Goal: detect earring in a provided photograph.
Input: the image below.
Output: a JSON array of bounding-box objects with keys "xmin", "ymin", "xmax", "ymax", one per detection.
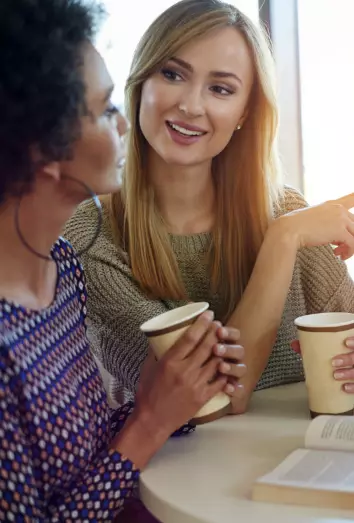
[
  {"xmin": 236, "ymin": 124, "xmax": 242, "ymax": 130},
  {"xmin": 14, "ymin": 174, "xmax": 102, "ymax": 261}
]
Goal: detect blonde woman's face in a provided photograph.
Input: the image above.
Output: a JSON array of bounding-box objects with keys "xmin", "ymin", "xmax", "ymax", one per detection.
[{"xmin": 139, "ymin": 27, "xmax": 254, "ymax": 168}]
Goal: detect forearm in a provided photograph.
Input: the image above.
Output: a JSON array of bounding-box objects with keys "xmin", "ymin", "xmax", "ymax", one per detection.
[{"xmin": 227, "ymin": 224, "xmax": 298, "ymax": 395}]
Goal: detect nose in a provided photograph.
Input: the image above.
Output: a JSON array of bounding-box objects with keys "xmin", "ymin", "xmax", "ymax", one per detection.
[
  {"xmin": 178, "ymin": 85, "xmax": 205, "ymax": 118},
  {"xmin": 116, "ymin": 110, "xmax": 129, "ymax": 137}
]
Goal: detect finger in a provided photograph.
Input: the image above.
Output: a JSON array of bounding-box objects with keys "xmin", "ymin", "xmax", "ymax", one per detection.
[
  {"xmin": 204, "ymin": 375, "xmax": 228, "ymax": 401},
  {"xmin": 216, "ymin": 326, "xmax": 241, "ymax": 344},
  {"xmin": 332, "ymin": 351, "xmax": 354, "ymax": 368},
  {"xmin": 198, "ymin": 356, "xmax": 222, "ymax": 383},
  {"xmin": 345, "ymin": 337, "xmax": 354, "ymax": 349},
  {"xmin": 335, "ymin": 193, "xmax": 354, "ymax": 211},
  {"xmin": 218, "ymin": 361, "xmax": 247, "ymax": 379},
  {"xmin": 344, "ymin": 225, "xmax": 354, "ymax": 248},
  {"xmin": 214, "ymin": 343, "xmax": 244, "ymax": 361},
  {"xmin": 189, "ymin": 322, "xmax": 220, "ymax": 368},
  {"xmin": 335, "ymin": 233, "xmax": 354, "ymax": 260},
  {"xmin": 334, "ymin": 368, "xmax": 354, "ymax": 381},
  {"xmin": 335, "ymin": 229, "xmax": 354, "ymax": 260},
  {"xmin": 342, "ymin": 383, "xmax": 354, "ymax": 393},
  {"xmin": 170, "ymin": 310, "xmax": 214, "ymax": 360},
  {"xmin": 291, "ymin": 340, "xmax": 301, "ymax": 354},
  {"xmin": 333, "ymin": 244, "xmax": 348, "ymax": 258},
  {"xmin": 224, "ymin": 380, "xmax": 245, "ymax": 398}
]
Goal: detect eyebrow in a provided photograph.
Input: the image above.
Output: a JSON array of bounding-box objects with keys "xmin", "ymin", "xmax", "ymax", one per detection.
[
  {"xmin": 169, "ymin": 57, "xmax": 243, "ymax": 85},
  {"xmin": 102, "ymin": 85, "xmax": 114, "ymax": 103}
]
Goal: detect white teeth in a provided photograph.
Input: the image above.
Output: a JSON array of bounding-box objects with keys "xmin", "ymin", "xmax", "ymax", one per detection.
[{"xmin": 169, "ymin": 122, "xmax": 204, "ymax": 136}]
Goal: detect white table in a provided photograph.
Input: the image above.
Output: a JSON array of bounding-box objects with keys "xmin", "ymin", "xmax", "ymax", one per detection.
[{"xmin": 140, "ymin": 383, "xmax": 354, "ymax": 523}]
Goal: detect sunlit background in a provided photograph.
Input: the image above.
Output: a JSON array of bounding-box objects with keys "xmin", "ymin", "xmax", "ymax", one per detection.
[
  {"xmin": 97, "ymin": 0, "xmax": 354, "ymax": 277},
  {"xmin": 96, "ymin": 0, "xmax": 259, "ymax": 108}
]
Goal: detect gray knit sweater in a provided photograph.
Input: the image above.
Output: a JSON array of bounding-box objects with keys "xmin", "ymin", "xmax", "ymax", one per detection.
[{"xmin": 64, "ymin": 187, "xmax": 354, "ymax": 403}]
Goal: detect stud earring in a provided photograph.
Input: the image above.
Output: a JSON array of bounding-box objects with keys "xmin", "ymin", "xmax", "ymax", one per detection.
[{"xmin": 236, "ymin": 124, "xmax": 242, "ymax": 130}]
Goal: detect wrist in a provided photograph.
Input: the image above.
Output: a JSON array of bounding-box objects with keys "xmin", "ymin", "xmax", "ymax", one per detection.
[
  {"xmin": 111, "ymin": 406, "xmax": 170, "ymax": 470},
  {"xmin": 267, "ymin": 216, "xmax": 301, "ymax": 251},
  {"xmin": 131, "ymin": 404, "xmax": 172, "ymax": 446}
]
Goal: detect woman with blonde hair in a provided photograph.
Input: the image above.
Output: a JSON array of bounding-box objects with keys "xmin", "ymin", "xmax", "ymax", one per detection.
[{"xmin": 66, "ymin": 0, "xmax": 354, "ymax": 413}]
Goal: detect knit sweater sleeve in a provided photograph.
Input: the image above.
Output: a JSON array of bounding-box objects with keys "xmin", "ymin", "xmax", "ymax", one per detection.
[
  {"xmin": 64, "ymin": 201, "xmax": 169, "ymax": 393},
  {"xmin": 278, "ymin": 186, "xmax": 354, "ymax": 314}
]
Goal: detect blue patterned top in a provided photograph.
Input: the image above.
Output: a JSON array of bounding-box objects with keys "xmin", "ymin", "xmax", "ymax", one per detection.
[{"xmin": 0, "ymin": 238, "xmax": 193, "ymax": 522}]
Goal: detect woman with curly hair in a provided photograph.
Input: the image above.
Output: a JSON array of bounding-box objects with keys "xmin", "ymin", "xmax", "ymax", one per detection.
[{"xmin": 0, "ymin": 0, "xmax": 243, "ymax": 521}]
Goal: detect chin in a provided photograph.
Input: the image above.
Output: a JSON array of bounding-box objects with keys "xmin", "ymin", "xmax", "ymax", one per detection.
[
  {"xmin": 95, "ymin": 169, "xmax": 122, "ymax": 196},
  {"xmin": 161, "ymin": 153, "xmax": 206, "ymax": 167}
]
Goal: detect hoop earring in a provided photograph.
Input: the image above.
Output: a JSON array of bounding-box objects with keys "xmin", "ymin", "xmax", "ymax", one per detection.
[{"xmin": 14, "ymin": 174, "xmax": 102, "ymax": 261}]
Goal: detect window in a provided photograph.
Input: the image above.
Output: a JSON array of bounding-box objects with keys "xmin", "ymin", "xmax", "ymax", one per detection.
[
  {"xmin": 298, "ymin": 0, "xmax": 354, "ymax": 205},
  {"xmin": 97, "ymin": 0, "xmax": 260, "ymax": 107},
  {"xmin": 297, "ymin": 0, "xmax": 354, "ymax": 274}
]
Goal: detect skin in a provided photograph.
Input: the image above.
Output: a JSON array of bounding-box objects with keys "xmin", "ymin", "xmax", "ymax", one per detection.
[
  {"xmin": 0, "ymin": 42, "xmax": 245, "ymax": 469},
  {"xmin": 140, "ymin": 27, "xmax": 252, "ymax": 236},
  {"xmin": 137, "ymin": 26, "xmax": 354, "ymax": 413}
]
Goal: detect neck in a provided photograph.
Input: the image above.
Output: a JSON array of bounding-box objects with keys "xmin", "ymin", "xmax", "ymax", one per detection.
[
  {"xmin": 0, "ymin": 188, "xmax": 76, "ymax": 309},
  {"xmin": 149, "ymin": 154, "xmax": 215, "ymax": 235}
]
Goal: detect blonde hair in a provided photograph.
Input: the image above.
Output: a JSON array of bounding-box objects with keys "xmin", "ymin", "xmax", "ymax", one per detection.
[{"xmin": 111, "ymin": 0, "xmax": 283, "ymax": 321}]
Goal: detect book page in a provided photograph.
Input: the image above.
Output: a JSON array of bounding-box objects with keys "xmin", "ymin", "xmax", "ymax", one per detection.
[
  {"xmin": 256, "ymin": 449, "xmax": 354, "ymax": 491},
  {"xmin": 305, "ymin": 415, "xmax": 354, "ymax": 452}
]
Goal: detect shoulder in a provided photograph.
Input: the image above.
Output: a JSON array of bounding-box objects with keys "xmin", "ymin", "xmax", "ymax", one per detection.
[
  {"xmin": 64, "ymin": 198, "xmax": 133, "ymax": 300},
  {"xmin": 53, "ymin": 236, "xmax": 79, "ymax": 264},
  {"xmin": 64, "ymin": 198, "xmax": 104, "ymax": 252},
  {"xmin": 274, "ymin": 185, "xmax": 308, "ymax": 218},
  {"xmin": 53, "ymin": 237, "xmax": 84, "ymax": 281}
]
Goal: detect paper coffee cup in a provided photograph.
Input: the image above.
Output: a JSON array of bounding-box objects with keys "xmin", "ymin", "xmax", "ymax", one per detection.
[
  {"xmin": 295, "ymin": 312, "xmax": 354, "ymax": 418},
  {"xmin": 140, "ymin": 302, "xmax": 231, "ymax": 425}
]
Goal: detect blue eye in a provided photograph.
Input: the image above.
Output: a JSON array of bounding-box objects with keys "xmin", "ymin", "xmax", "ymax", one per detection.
[{"xmin": 161, "ymin": 68, "xmax": 183, "ymax": 82}]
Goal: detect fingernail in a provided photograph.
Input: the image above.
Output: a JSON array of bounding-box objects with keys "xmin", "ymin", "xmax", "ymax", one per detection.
[
  {"xmin": 225, "ymin": 383, "xmax": 235, "ymax": 394},
  {"xmin": 334, "ymin": 371, "xmax": 345, "ymax": 379},
  {"xmin": 344, "ymin": 384, "xmax": 354, "ymax": 392},
  {"xmin": 221, "ymin": 362, "xmax": 231, "ymax": 372},
  {"xmin": 216, "ymin": 344, "xmax": 226, "ymax": 355},
  {"xmin": 219, "ymin": 327, "xmax": 228, "ymax": 338},
  {"xmin": 346, "ymin": 339, "xmax": 354, "ymax": 348},
  {"xmin": 204, "ymin": 310, "xmax": 214, "ymax": 321},
  {"xmin": 332, "ymin": 358, "xmax": 344, "ymax": 367},
  {"xmin": 235, "ymin": 383, "xmax": 245, "ymax": 396},
  {"xmin": 236, "ymin": 363, "xmax": 247, "ymax": 371}
]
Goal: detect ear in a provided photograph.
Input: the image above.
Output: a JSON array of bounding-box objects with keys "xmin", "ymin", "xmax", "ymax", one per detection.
[
  {"xmin": 236, "ymin": 108, "xmax": 249, "ymax": 130},
  {"xmin": 40, "ymin": 162, "xmax": 61, "ymax": 182}
]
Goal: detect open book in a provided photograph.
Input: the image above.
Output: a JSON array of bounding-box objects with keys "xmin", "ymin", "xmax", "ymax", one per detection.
[{"xmin": 252, "ymin": 415, "xmax": 354, "ymax": 510}]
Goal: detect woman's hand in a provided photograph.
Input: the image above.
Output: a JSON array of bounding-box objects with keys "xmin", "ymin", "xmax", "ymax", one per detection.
[
  {"xmin": 272, "ymin": 193, "xmax": 354, "ymax": 259},
  {"xmin": 136, "ymin": 311, "xmax": 228, "ymax": 437},
  {"xmin": 213, "ymin": 325, "xmax": 246, "ymax": 399},
  {"xmin": 292, "ymin": 338, "xmax": 354, "ymax": 393}
]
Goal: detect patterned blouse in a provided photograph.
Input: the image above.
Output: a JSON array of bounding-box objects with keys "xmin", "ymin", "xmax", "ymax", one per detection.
[{"xmin": 0, "ymin": 239, "xmax": 192, "ymax": 522}]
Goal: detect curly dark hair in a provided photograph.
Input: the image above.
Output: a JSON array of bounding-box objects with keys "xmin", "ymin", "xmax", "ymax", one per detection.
[{"xmin": 0, "ymin": 0, "xmax": 105, "ymax": 204}]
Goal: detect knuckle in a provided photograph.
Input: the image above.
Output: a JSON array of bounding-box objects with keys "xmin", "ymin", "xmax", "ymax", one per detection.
[
  {"xmin": 183, "ymin": 329, "xmax": 199, "ymax": 346},
  {"xmin": 161, "ymin": 356, "xmax": 179, "ymax": 378}
]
